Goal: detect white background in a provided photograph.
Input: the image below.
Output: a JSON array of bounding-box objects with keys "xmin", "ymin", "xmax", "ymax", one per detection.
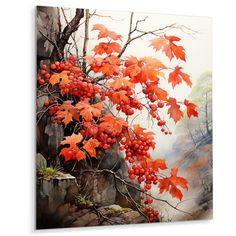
[{"xmin": 0, "ymin": 0, "xmax": 235, "ymax": 235}]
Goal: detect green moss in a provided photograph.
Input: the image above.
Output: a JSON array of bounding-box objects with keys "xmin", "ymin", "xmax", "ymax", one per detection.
[
  {"xmin": 37, "ymin": 166, "xmax": 60, "ymax": 179},
  {"xmin": 74, "ymin": 194, "xmax": 92, "ymax": 208},
  {"xmin": 103, "ymin": 206, "xmax": 131, "ymax": 217}
]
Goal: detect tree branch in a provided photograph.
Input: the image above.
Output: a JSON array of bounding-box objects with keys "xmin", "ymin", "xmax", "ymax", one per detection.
[
  {"xmin": 82, "ymin": 9, "xmax": 90, "ymax": 73},
  {"xmin": 51, "ymin": 8, "xmax": 84, "ymax": 61},
  {"xmin": 83, "ymin": 168, "xmax": 193, "ymax": 217}
]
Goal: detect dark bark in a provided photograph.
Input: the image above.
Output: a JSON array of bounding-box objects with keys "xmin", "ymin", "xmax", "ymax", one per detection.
[
  {"xmin": 51, "ymin": 9, "xmax": 84, "ymax": 61},
  {"xmin": 82, "ymin": 9, "xmax": 89, "ymax": 73}
]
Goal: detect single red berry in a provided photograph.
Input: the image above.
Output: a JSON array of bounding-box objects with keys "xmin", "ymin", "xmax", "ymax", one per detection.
[
  {"xmin": 44, "ymin": 101, "xmax": 50, "ymax": 107},
  {"xmin": 40, "ymin": 69, "xmax": 46, "ymax": 75},
  {"xmin": 50, "ymin": 64, "xmax": 56, "ymax": 70},
  {"xmin": 126, "ymin": 108, "xmax": 134, "ymax": 116},
  {"xmin": 129, "ymin": 174, "xmax": 135, "ymax": 180},
  {"xmin": 44, "ymin": 73, "xmax": 50, "ymax": 79},
  {"xmin": 40, "ymin": 64, "xmax": 47, "ymax": 70},
  {"xmin": 38, "ymin": 79, "xmax": 45, "ymax": 85},
  {"xmin": 153, "ymin": 211, "xmax": 159, "ymax": 216},
  {"xmin": 145, "ymin": 207, "xmax": 150, "ymax": 212},
  {"xmin": 149, "ymin": 104, "xmax": 157, "ymax": 111},
  {"xmin": 157, "ymin": 101, "xmax": 164, "ymax": 108}
]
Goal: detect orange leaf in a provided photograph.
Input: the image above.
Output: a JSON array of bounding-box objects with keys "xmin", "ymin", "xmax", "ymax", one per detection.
[
  {"xmin": 93, "ymin": 42, "xmax": 121, "ymax": 55},
  {"xmin": 184, "ymin": 99, "xmax": 198, "ymax": 118},
  {"xmin": 100, "ymin": 56, "xmax": 121, "ymax": 75},
  {"xmin": 141, "ymin": 57, "xmax": 166, "ymax": 69},
  {"xmin": 55, "ymin": 101, "xmax": 78, "ymax": 127},
  {"xmin": 150, "ymin": 34, "xmax": 186, "ymax": 61},
  {"xmin": 60, "ymin": 146, "xmax": 86, "ymax": 161},
  {"xmin": 99, "ymin": 114, "xmax": 127, "ymax": 135},
  {"xmin": 144, "ymin": 81, "xmax": 168, "ymax": 101},
  {"xmin": 92, "ymin": 24, "xmax": 122, "ymax": 40},
  {"xmin": 106, "ymin": 77, "xmax": 135, "ymax": 90},
  {"xmin": 133, "ymin": 124, "xmax": 155, "ymax": 143},
  {"xmin": 152, "ymin": 159, "xmax": 168, "ymax": 172},
  {"xmin": 61, "ymin": 133, "xmax": 83, "ymax": 147},
  {"xmin": 167, "ymin": 98, "xmax": 183, "ymax": 123},
  {"xmin": 76, "ymin": 101, "xmax": 104, "ymax": 121},
  {"xmin": 110, "ymin": 90, "xmax": 129, "ymax": 104},
  {"xmin": 86, "ymin": 55, "xmax": 121, "ymax": 76},
  {"xmin": 168, "ymin": 66, "xmax": 192, "ymax": 88},
  {"xmin": 123, "ymin": 56, "xmax": 165, "ymax": 83},
  {"xmin": 60, "ymin": 133, "xmax": 86, "ymax": 162},
  {"xmin": 49, "ymin": 70, "xmax": 70, "ymax": 86},
  {"xmin": 83, "ymin": 138, "xmax": 100, "ymax": 157},
  {"xmin": 159, "ymin": 167, "xmax": 188, "ymax": 200}
]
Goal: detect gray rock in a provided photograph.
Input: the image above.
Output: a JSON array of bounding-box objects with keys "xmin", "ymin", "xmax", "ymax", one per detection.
[
  {"xmin": 68, "ymin": 205, "xmax": 147, "ymax": 227},
  {"xmin": 36, "ymin": 153, "xmax": 47, "ymax": 169},
  {"xmin": 64, "ymin": 184, "xmax": 80, "ymax": 204},
  {"xmin": 37, "ymin": 173, "xmax": 77, "ymax": 214},
  {"xmin": 37, "ymin": 6, "xmax": 59, "ymax": 58},
  {"xmin": 71, "ymin": 212, "xmax": 97, "ymax": 227},
  {"xmin": 78, "ymin": 172, "xmax": 116, "ymax": 206}
]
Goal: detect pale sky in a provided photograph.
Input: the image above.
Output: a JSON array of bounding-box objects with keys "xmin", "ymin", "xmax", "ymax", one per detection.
[{"xmin": 63, "ymin": 8, "xmax": 212, "ymax": 157}]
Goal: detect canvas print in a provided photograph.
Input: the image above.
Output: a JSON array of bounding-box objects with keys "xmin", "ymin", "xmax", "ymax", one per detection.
[{"xmin": 36, "ymin": 6, "xmax": 212, "ymax": 229}]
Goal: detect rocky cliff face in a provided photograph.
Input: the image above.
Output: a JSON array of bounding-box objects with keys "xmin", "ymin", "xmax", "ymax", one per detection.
[
  {"xmin": 36, "ymin": 7, "xmax": 145, "ymax": 228},
  {"xmin": 36, "ymin": 153, "xmax": 145, "ymax": 229}
]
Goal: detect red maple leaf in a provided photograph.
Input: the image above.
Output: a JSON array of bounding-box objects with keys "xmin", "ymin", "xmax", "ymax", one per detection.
[
  {"xmin": 76, "ymin": 101, "xmax": 104, "ymax": 121},
  {"xmin": 109, "ymin": 90, "xmax": 130, "ymax": 104},
  {"xmin": 93, "ymin": 42, "xmax": 121, "ymax": 55},
  {"xmin": 99, "ymin": 114, "xmax": 127, "ymax": 135},
  {"xmin": 86, "ymin": 55, "xmax": 121, "ymax": 76},
  {"xmin": 141, "ymin": 158, "xmax": 167, "ymax": 172},
  {"xmin": 106, "ymin": 77, "xmax": 135, "ymax": 90},
  {"xmin": 133, "ymin": 124, "xmax": 155, "ymax": 140},
  {"xmin": 168, "ymin": 66, "xmax": 192, "ymax": 88},
  {"xmin": 83, "ymin": 138, "xmax": 100, "ymax": 157},
  {"xmin": 60, "ymin": 133, "xmax": 86, "ymax": 161},
  {"xmin": 55, "ymin": 101, "xmax": 78, "ymax": 127},
  {"xmin": 92, "ymin": 24, "xmax": 122, "ymax": 40},
  {"xmin": 184, "ymin": 99, "xmax": 198, "ymax": 118},
  {"xmin": 123, "ymin": 56, "xmax": 165, "ymax": 83},
  {"xmin": 150, "ymin": 34, "xmax": 186, "ymax": 61},
  {"xmin": 152, "ymin": 159, "xmax": 168, "ymax": 172},
  {"xmin": 167, "ymin": 98, "xmax": 183, "ymax": 123},
  {"xmin": 49, "ymin": 70, "xmax": 70, "ymax": 86},
  {"xmin": 144, "ymin": 81, "xmax": 168, "ymax": 101},
  {"xmin": 159, "ymin": 167, "xmax": 188, "ymax": 200}
]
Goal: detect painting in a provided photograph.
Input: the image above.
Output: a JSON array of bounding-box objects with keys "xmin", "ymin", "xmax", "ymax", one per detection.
[{"xmin": 36, "ymin": 6, "xmax": 212, "ymax": 229}]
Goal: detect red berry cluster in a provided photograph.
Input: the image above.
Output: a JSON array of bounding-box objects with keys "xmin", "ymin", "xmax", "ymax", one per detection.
[
  {"xmin": 127, "ymin": 165, "xmax": 159, "ymax": 222},
  {"xmin": 48, "ymin": 106, "xmax": 58, "ymax": 117},
  {"xmin": 143, "ymin": 85, "xmax": 158, "ymax": 103},
  {"xmin": 80, "ymin": 125, "xmax": 118, "ymax": 150},
  {"xmin": 60, "ymin": 76, "xmax": 101, "ymax": 101},
  {"xmin": 50, "ymin": 56, "xmax": 78, "ymax": 71},
  {"xmin": 96, "ymin": 130, "xmax": 117, "ymax": 149},
  {"xmin": 116, "ymin": 97, "xmax": 143, "ymax": 115},
  {"xmin": 107, "ymin": 87, "xmax": 143, "ymax": 116},
  {"xmin": 144, "ymin": 207, "xmax": 159, "ymax": 222},
  {"xmin": 43, "ymin": 98, "xmax": 60, "ymax": 123},
  {"xmin": 37, "ymin": 64, "xmax": 51, "ymax": 85},
  {"xmin": 37, "ymin": 55, "xmax": 81, "ymax": 86},
  {"xmin": 120, "ymin": 136, "xmax": 155, "ymax": 164},
  {"xmin": 128, "ymin": 165, "xmax": 158, "ymax": 189}
]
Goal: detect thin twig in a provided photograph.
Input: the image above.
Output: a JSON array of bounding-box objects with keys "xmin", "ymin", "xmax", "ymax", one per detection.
[{"xmin": 83, "ymin": 168, "xmax": 193, "ymax": 217}]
